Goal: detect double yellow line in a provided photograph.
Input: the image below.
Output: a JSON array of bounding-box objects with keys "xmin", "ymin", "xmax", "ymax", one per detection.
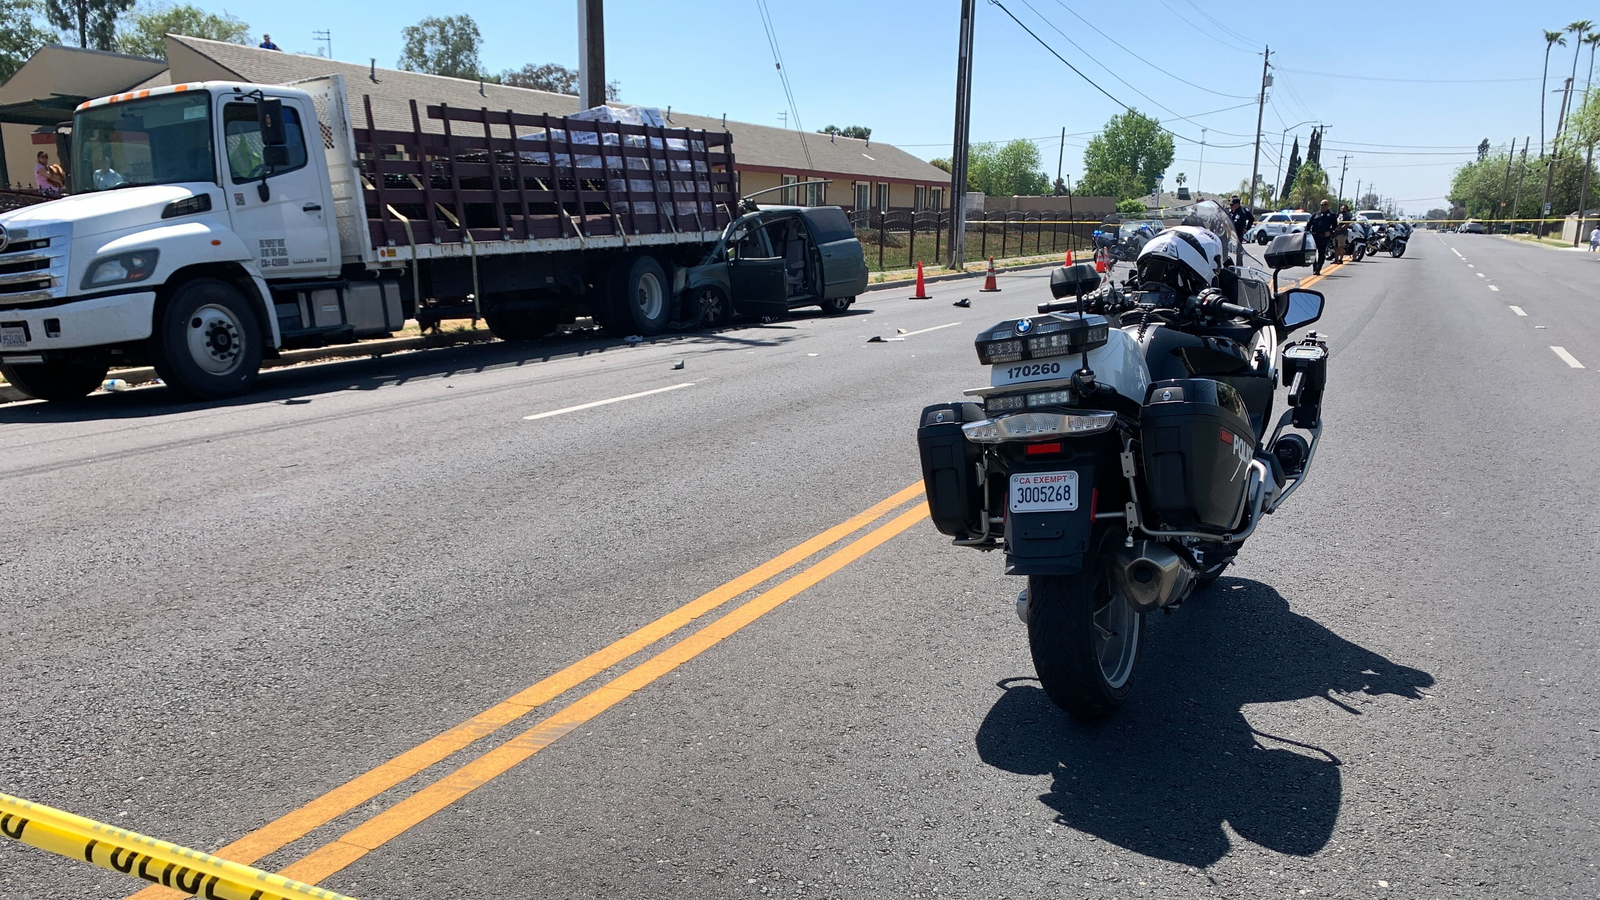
[{"xmin": 131, "ymin": 483, "xmax": 929, "ymax": 897}]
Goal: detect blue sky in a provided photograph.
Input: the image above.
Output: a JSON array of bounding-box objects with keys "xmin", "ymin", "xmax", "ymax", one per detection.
[{"xmin": 208, "ymin": 0, "xmax": 1600, "ymax": 213}]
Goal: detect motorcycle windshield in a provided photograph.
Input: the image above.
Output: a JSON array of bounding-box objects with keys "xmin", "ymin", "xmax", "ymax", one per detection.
[{"xmin": 1183, "ymin": 200, "xmax": 1239, "ymax": 261}]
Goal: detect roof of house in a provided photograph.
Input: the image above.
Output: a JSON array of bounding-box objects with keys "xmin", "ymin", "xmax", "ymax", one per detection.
[
  {"xmin": 166, "ymin": 36, "xmax": 947, "ymax": 186},
  {"xmin": 0, "ymin": 44, "xmax": 169, "ymax": 125}
]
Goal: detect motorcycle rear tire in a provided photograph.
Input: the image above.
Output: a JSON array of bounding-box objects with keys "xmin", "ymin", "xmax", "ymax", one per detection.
[
  {"xmin": 1391, "ymin": 243, "xmax": 1405, "ymax": 258},
  {"xmin": 1026, "ymin": 529, "xmax": 1143, "ymax": 719},
  {"xmin": 1353, "ymin": 244, "xmax": 1366, "ymax": 262}
]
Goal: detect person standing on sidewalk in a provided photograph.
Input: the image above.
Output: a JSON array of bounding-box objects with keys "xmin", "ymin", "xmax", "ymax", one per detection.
[
  {"xmin": 1309, "ymin": 199, "xmax": 1338, "ymax": 275},
  {"xmin": 1589, "ymin": 224, "xmax": 1599, "ymax": 251}
]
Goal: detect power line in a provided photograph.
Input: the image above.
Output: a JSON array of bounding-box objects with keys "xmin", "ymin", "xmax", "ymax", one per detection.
[
  {"xmin": 754, "ymin": 0, "xmax": 812, "ymax": 170},
  {"xmin": 988, "ymin": 0, "xmax": 1208, "ymax": 143},
  {"xmin": 1181, "ymin": 0, "xmax": 1261, "ymax": 49},
  {"xmin": 1277, "ymin": 66, "xmax": 1539, "ymax": 84},
  {"xmin": 1014, "ymin": 0, "xmax": 1200, "ymax": 124},
  {"xmin": 1153, "ymin": 0, "xmax": 1255, "ymax": 53},
  {"xmin": 1048, "ymin": 0, "xmax": 1254, "ymax": 99}
]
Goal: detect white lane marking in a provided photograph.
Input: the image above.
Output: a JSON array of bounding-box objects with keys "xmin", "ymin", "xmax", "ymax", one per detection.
[
  {"xmin": 1468, "ymin": 263, "xmax": 1475, "ymax": 267},
  {"xmin": 523, "ymin": 382, "xmax": 696, "ymax": 420},
  {"xmin": 1509, "ymin": 305, "xmax": 1525, "ymax": 315},
  {"xmin": 1476, "ymin": 272, "xmax": 1485, "ymax": 278},
  {"xmin": 1451, "ymin": 248, "xmax": 1463, "ymax": 257},
  {"xmin": 899, "ymin": 321, "xmax": 963, "ymax": 337},
  {"xmin": 1489, "ymin": 285, "xmax": 1501, "ymax": 292},
  {"xmin": 1551, "ymin": 346, "xmax": 1586, "ymax": 368}
]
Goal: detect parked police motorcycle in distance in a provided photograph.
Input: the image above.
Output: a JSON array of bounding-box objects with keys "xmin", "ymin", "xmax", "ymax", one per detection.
[{"xmin": 916, "ymin": 203, "xmax": 1329, "ymax": 718}]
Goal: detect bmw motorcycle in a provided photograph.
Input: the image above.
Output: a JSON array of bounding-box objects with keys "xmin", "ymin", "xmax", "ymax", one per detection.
[
  {"xmin": 916, "ymin": 210, "xmax": 1329, "ymax": 718},
  {"xmin": 1388, "ymin": 223, "xmax": 1408, "ymax": 258}
]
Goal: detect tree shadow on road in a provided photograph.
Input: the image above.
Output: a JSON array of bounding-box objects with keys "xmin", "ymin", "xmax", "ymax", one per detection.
[{"xmin": 974, "ymin": 577, "xmax": 1433, "ymax": 867}]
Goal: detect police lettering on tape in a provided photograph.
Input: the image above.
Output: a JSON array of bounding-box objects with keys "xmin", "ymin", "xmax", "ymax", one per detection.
[{"xmin": 0, "ymin": 791, "xmax": 360, "ymax": 900}]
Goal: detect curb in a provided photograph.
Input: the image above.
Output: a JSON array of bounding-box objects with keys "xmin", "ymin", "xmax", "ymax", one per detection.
[{"xmin": 0, "ymin": 328, "xmax": 497, "ymax": 404}]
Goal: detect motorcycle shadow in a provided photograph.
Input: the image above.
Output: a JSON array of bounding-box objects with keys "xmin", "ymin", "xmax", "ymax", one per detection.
[{"xmin": 974, "ymin": 577, "xmax": 1433, "ymax": 867}]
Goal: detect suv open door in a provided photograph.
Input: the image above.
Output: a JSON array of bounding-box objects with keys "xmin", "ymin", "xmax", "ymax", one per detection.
[{"xmin": 726, "ymin": 223, "xmax": 790, "ymax": 318}]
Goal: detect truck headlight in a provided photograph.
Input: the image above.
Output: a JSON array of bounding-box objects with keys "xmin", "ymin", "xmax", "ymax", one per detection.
[{"xmin": 82, "ymin": 250, "xmax": 159, "ymax": 289}]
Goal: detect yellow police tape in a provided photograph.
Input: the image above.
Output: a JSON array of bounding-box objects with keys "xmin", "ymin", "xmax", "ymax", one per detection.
[{"xmin": 0, "ymin": 791, "xmax": 359, "ymax": 900}]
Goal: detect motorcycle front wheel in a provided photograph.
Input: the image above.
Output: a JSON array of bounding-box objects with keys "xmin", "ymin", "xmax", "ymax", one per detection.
[{"xmin": 1026, "ymin": 530, "xmax": 1143, "ymax": 718}]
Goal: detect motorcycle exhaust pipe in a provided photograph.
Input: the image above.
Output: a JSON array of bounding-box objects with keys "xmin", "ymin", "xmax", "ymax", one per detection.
[{"xmin": 1113, "ymin": 541, "xmax": 1196, "ymax": 613}]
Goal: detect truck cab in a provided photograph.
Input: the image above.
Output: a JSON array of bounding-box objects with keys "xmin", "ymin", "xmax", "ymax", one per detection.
[{"xmin": 0, "ymin": 80, "xmax": 399, "ymax": 401}]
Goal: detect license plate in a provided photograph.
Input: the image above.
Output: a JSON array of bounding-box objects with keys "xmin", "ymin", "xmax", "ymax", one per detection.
[
  {"xmin": 1, "ymin": 325, "xmax": 25, "ymax": 348},
  {"xmin": 990, "ymin": 359, "xmax": 1068, "ymax": 387},
  {"xmin": 1010, "ymin": 470, "xmax": 1079, "ymax": 513}
]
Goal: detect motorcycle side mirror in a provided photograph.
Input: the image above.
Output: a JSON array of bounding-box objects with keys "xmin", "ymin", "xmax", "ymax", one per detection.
[
  {"xmin": 1264, "ymin": 231, "xmax": 1316, "ymax": 270},
  {"xmin": 1049, "ymin": 262, "xmax": 1100, "ymax": 299},
  {"xmin": 1275, "ymin": 288, "xmax": 1325, "ymax": 331}
]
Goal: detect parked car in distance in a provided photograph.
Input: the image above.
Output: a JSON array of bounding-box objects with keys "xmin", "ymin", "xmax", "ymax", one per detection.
[
  {"xmin": 1245, "ymin": 209, "xmax": 1311, "ymax": 244},
  {"xmin": 1459, "ymin": 220, "xmax": 1487, "ymax": 234},
  {"xmin": 681, "ymin": 204, "xmax": 869, "ymax": 326}
]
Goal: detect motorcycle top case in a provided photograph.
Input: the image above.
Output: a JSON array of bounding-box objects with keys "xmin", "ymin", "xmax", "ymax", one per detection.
[
  {"xmin": 917, "ymin": 402, "xmax": 986, "ymax": 538},
  {"xmin": 1139, "ymin": 379, "xmax": 1256, "ymax": 532}
]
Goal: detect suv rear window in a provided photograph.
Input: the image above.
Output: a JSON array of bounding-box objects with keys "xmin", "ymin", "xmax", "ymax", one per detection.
[{"xmin": 800, "ymin": 207, "xmax": 856, "ymax": 243}]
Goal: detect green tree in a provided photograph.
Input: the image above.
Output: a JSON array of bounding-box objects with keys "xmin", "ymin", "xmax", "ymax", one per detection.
[
  {"xmin": 1115, "ymin": 197, "xmax": 1147, "ymax": 214},
  {"xmin": 398, "ymin": 14, "xmax": 482, "ymax": 80},
  {"xmin": 116, "ymin": 2, "xmax": 246, "ymax": 59},
  {"xmin": 46, "ymin": 0, "xmax": 132, "ymax": 50},
  {"xmin": 0, "ymin": 0, "xmax": 52, "ymax": 79},
  {"xmin": 928, "ymin": 157, "xmax": 951, "ymax": 172},
  {"xmin": 819, "ymin": 124, "xmax": 870, "ymax": 140},
  {"xmin": 1306, "ymin": 127, "xmax": 1322, "ymax": 167},
  {"xmin": 1558, "ymin": 20, "xmax": 1594, "ymax": 141},
  {"xmin": 1280, "ymin": 136, "xmax": 1301, "ymax": 199},
  {"xmin": 1083, "ymin": 109, "xmax": 1173, "ymax": 197},
  {"xmin": 498, "ymin": 62, "xmax": 618, "ymax": 100},
  {"xmin": 1284, "ymin": 162, "xmax": 1332, "ymax": 212},
  {"xmin": 968, "ymin": 139, "xmax": 1049, "ymax": 196},
  {"xmin": 1077, "ymin": 163, "xmax": 1142, "ymax": 200},
  {"xmin": 1357, "ymin": 192, "xmax": 1382, "ymax": 210}
]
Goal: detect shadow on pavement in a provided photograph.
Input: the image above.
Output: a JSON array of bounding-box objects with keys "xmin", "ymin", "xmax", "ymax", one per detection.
[
  {"xmin": 0, "ymin": 323, "xmax": 802, "ymax": 424},
  {"xmin": 974, "ymin": 577, "xmax": 1433, "ymax": 867}
]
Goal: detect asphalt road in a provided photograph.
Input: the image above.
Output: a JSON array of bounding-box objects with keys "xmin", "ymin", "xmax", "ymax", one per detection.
[{"xmin": 2, "ymin": 233, "xmax": 1597, "ymax": 900}]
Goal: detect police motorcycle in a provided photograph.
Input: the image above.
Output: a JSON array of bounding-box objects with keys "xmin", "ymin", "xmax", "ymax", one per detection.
[
  {"xmin": 1341, "ymin": 217, "xmax": 1369, "ymax": 262},
  {"xmin": 916, "ymin": 202, "xmax": 1329, "ymax": 718},
  {"xmin": 1387, "ymin": 222, "xmax": 1409, "ymax": 258},
  {"xmin": 1093, "ymin": 220, "xmax": 1159, "ymax": 263}
]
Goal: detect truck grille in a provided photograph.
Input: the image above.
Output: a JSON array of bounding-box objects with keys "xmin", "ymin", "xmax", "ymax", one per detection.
[{"xmin": 0, "ymin": 223, "xmax": 69, "ymax": 306}]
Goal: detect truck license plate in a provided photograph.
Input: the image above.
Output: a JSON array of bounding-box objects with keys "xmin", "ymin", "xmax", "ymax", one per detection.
[
  {"xmin": 1009, "ymin": 470, "xmax": 1079, "ymax": 513},
  {"xmin": 0, "ymin": 325, "xmax": 25, "ymax": 348}
]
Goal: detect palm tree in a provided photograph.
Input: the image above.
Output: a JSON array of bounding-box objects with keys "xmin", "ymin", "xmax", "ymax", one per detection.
[
  {"xmin": 1557, "ymin": 21, "xmax": 1594, "ymax": 142},
  {"xmin": 1586, "ymin": 32, "xmax": 1600, "ymax": 94},
  {"xmin": 1543, "ymin": 29, "xmax": 1568, "ymax": 157}
]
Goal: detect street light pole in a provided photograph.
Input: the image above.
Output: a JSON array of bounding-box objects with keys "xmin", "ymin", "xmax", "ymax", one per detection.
[{"xmin": 1198, "ymin": 127, "xmax": 1206, "ymax": 189}]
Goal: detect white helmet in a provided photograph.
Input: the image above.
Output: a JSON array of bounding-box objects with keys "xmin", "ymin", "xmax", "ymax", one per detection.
[{"xmin": 1135, "ymin": 225, "xmax": 1223, "ymax": 294}]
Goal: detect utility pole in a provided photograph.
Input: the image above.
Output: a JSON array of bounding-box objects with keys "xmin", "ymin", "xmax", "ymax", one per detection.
[
  {"xmin": 1198, "ymin": 127, "xmax": 1207, "ymax": 189},
  {"xmin": 1337, "ymin": 156, "xmax": 1350, "ymax": 203},
  {"xmin": 1575, "ymin": 136, "xmax": 1594, "ymax": 247},
  {"xmin": 1512, "ymin": 141, "xmax": 1530, "ymax": 229},
  {"xmin": 947, "ymin": 0, "xmax": 976, "ymax": 270},
  {"xmin": 1247, "ymin": 46, "xmax": 1270, "ymax": 215},
  {"xmin": 312, "ymin": 29, "xmax": 331, "ymax": 59},
  {"xmin": 577, "ymin": 0, "xmax": 606, "ymax": 109},
  {"xmin": 1274, "ymin": 130, "xmax": 1287, "ymax": 198},
  {"xmin": 1496, "ymin": 136, "xmax": 1517, "ymax": 230},
  {"xmin": 1354, "ymin": 179, "xmax": 1361, "ymax": 207}
]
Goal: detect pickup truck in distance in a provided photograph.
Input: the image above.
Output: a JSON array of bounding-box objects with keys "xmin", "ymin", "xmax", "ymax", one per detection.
[{"xmin": 0, "ymin": 76, "xmax": 861, "ymax": 402}]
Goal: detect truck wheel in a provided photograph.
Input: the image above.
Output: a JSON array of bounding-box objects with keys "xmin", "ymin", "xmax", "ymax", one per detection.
[
  {"xmin": 819, "ymin": 296, "xmax": 850, "ymax": 315},
  {"xmin": 603, "ymin": 255, "xmax": 671, "ymax": 337},
  {"xmin": 484, "ymin": 306, "xmax": 559, "ymax": 342},
  {"xmin": 0, "ymin": 359, "xmax": 108, "ymax": 401},
  {"xmin": 152, "ymin": 278, "xmax": 264, "ymax": 400}
]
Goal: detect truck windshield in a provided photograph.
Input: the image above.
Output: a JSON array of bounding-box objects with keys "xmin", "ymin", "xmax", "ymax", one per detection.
[{"xmin": 71, "ymin": 92, "xmax": 214, "ymax": 193}]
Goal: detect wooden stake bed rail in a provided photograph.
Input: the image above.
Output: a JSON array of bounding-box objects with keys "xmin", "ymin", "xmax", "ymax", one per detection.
[{"xmin": 351, "ymin": 96, "xmax": 738, "ymax": 250}]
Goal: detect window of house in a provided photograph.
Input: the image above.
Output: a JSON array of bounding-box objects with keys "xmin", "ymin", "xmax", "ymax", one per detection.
[
  {"xmin": 876, "ymin": 183, "xmax": 888, "ymax": 211},
  {"xmin": 781, "ymin": 174, "xmax": 797, "ymax": 205},
  {"xmin": 854, "ymin": 182, "xmax": 870, "ymax": 211},
  {"xmin": 931, "ymin": 187, "xmax": 943, "ymax": 211},
  {"xmin": 805, "ymin": 180, "xmax": 823, "ymax": 206},
  {"xmin": 914, "ymin": 185, "xmax": 927, "ymax": 210}
]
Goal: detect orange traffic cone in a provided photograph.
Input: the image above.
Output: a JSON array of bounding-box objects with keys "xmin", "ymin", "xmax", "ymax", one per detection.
[
  {"xmin": 1094, "ymin": 247, "xmax": 1107, "ymax": 273},
  {"xmin": 980, "ymin": 256, "xmax": 1000, "ymax": 292},
  {"xmin": 1065, "ymin": 248, "xmax": 1075, "ymax": 266},
  {"xmin": 911, "ymin": 260, "xmax": 930, "ymax": 299}
]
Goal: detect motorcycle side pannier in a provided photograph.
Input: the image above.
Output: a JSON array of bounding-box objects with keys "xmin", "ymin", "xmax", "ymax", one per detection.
[
  {"xmin": 1139, "ymin": 379, "xmax": 1256, "ymax": 532},
  {"xmin": 917, "ymin": 402, "xmax": 985, "ymax": 538}
]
